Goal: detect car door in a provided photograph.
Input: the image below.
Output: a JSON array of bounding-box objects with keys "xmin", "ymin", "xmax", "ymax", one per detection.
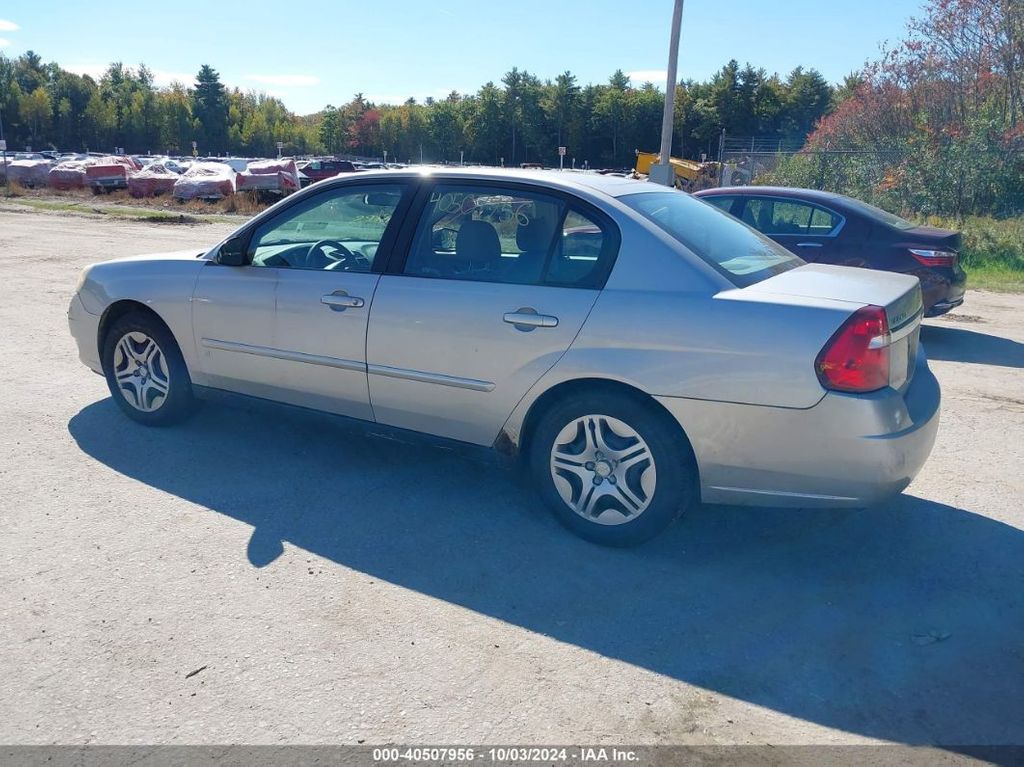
[
  {"xmin": 193, "ymin": 182, "xmax": 410, "ymax": 420},
  {"xmin": 192, "ymin": 251, "xmax": 280, "ymax": 396},
  {"xmin": 366, "ymin": 181, "xmax": 619, "ymax": 446},
  {"xmin": 738, "ymin": 197, "xmax": 844, "ymax": 263}
]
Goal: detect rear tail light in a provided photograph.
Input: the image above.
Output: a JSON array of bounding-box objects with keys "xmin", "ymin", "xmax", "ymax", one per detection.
[
  {"xmin": 815, "ymin": 305, "xmax": 890, "ymax": 393},
  {"xmin": 909, "ymin": 248, "xmax": 958, "ymax": 267}
]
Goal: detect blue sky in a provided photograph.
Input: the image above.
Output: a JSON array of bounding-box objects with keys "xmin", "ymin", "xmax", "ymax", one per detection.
[{"xmin": 1, "ymin": 0, "xmax": 924, "ymax": 114}]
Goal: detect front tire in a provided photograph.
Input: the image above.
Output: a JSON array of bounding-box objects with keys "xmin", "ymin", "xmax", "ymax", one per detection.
[
  {"xmin": 528, "ymin": 391, "xmax": 697, "ymax": 546},
  {"xmin": 102, "ymin": 311, "xmax": 195, "ymax": 426}
]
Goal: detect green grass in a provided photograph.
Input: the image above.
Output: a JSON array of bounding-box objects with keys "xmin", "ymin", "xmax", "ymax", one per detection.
[
  {"xmin": 961, "ymin": 261, "xmax": 1024, "ymax": 292},
  {"xmin": 918, "ymin": 215, "xmax": 1024, "ymax": 292}
]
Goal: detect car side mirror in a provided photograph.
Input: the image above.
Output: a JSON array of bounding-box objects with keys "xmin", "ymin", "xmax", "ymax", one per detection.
[{"xmin": 217, "ymin": 235, "xmax": 247, "ymax": 266}]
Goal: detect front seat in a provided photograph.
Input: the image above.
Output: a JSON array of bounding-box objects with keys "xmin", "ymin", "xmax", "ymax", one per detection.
[{"xmin": 455, "ymin": 219, "xmax": 503, "ymax": 274}]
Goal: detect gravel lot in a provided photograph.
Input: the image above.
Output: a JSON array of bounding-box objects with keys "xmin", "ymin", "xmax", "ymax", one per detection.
[{"xmin": 1, "ymin": 208, "xmax": 1022, "ymax": 750}]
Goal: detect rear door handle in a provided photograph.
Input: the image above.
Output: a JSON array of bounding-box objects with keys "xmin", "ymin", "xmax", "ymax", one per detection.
[
  {"xmin": 796, "ymin": 242, "xmax": 823, "ymax": 248},
  {"xmin": 504, "ymin": 309, "xmax": 559, "ymax": 330},
  {"xmin": 321, "ymin": 292, "xmax": 365, "ymax": 311}
]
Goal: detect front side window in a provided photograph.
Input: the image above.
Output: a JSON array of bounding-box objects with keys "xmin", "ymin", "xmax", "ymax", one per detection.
[
  {"xmin": 247, "ymin": 185, "xmax": 405, "ymax": 271},
  {"xmin": 620, "ymin": 190, "xmax": 803, "ymax": 287},
  {"xmin": 403, "ymin": 184, "xmax": 615, "ymax": 288},
  {"xmin": 701, "ymin": 195, "xmax": 736, "ymax": 214}
]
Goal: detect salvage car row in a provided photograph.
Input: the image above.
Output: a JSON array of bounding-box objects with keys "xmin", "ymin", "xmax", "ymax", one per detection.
[
  {"xmin": 0, "ymin": 153, "xmax": 304, "ymax": 199},
  {"xmin": 0, "ymin": 152, "xmax": 393, "ymax": 199}
]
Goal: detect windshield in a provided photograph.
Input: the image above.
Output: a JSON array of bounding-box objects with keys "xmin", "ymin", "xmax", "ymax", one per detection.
[
  {"xmin": 837, "ymin": 195, "xmax": 917, "ymax": 230},
  {"xmin": 620, "ymin": 191, "xmax": 803, "ymax": 287}
]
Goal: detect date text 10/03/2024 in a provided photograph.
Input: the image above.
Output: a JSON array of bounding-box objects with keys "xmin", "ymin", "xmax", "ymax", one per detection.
[{"xmin": 372, "ymin": 747, "xmax": 639, "ymax": 762}]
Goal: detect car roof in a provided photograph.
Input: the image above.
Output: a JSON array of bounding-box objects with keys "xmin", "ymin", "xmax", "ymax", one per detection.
[
  {"xmin": 695, "ymin": 186, "xmax": 850, "ymax": 205},
  {"xmin": 328, "ymin": 166, "xmax": 654, "ymax": 200}
]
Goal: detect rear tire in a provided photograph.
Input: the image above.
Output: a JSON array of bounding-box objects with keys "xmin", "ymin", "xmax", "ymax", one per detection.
[
  {"xmin": 528, "ymin": 390, "xmax": 697, "ymax": 546},
  {"xmin": 101, "ymin": 310, "xmax": 195, "ymax": 426}
]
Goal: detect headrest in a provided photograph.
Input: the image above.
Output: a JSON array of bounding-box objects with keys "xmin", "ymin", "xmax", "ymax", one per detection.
[{"xmin": 456, "ymin": 220, "xmax": 501, "ymax": 262}]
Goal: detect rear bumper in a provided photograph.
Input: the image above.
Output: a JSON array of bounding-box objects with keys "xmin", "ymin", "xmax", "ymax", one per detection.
[
  {"xmin": 68, "ymin": 293, "xmax": 103, "ymax": 374},
  {"xmin": 656, "ymin": 348, "xmax": 940, "ymax": 507},
  {"xmin": 925, "ymin": 296, "xmax": 964, "ymax": 317},
  {"xmin": 920, "ymin": 265, "xmax": 966, "ymax": 317}
]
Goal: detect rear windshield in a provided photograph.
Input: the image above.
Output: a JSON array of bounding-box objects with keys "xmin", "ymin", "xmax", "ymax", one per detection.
[
  {"xmin": 838, "ymin": 196, "xmax": 917, "ymax": 230},
  {"xmin": 620, "ymin": 191, "xmax": 803, "ymax": 287}
]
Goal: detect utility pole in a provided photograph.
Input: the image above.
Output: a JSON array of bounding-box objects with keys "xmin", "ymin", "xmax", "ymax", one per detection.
[
  {"xmin": 0, "ymin": 105, "xmax": 8, "ymax": 197},
  {"xmin": 650, "ymin": 0, "xmax": 685, "ymax": 187}
]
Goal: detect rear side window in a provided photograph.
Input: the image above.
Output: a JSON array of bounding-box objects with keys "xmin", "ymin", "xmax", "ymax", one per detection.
[
  {"xmin": 839, "ymin": 195, "xmax": 917, "ymax": 230},
  {"xmin": 809, "ymin": 207, "xmax": 841, "ymax": 234},
  {"xmin": 403, "ymin": 184, "xmax": 617, "ymax": 288},
  {"xmin": 620, "ymin": 190, "xmax": 803, "ymax": 287},
  {"xmin": 546, "ymin": 209, "xmax": 612, "ymax": 287}
]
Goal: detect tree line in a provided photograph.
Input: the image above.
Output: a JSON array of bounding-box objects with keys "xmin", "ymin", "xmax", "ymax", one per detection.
[{"xmin": 0, "ymin": 51, "xmax": 834, "ymax": 167}]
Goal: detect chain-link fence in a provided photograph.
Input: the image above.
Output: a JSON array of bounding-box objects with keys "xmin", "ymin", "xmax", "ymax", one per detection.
[
  {"xmin": 717, "ymin": 137, "xmax": 911, "ymax": 186},
  {"xmin": 715, "ymin": 136, "xmax": 1024, "ymax": 217},
  {"xmin": 717, "ymin": 137, "xmax": 805, "ymax": 185}
]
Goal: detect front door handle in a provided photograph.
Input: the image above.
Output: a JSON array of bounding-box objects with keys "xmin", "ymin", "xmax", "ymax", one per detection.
[
  {"xmin": 504, "ymin": 308, "xmax": 559, "ymax": 331},
  {"xmin": 796, "ymin": 242, "xmax": 823, "ymax": 248},
  {"xmin": 321, "ymin": 291, "xmax": 365, "ymax": 311}
]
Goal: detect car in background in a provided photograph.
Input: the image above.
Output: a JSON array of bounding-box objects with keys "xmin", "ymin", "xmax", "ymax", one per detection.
[
  {"xmin": 139, "ymin": 156, "xmax": 186, "ymax": 174},
  {"xmin": 694, "ymin": 186, "xmax": 966, "ymax": 316},
  {"xmin": 297, "ymin": 158, "xmax": 360, "ymax": 185},
  {"xmin": 68, "ymin": 169, "xmax": 939, "ymax": 546},
  {"xmin": 200, "ymin": 157, "xmax": 250, "ymax": 172}
]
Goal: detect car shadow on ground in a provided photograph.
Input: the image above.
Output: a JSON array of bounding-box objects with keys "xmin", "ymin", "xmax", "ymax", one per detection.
[
  {"xmin": 69, "ymin": 399, "xmax": 1024, "ymax": 749},
  {"xmin": 921, "ymin": 324, "xmax": 1024, "ymax": 369}
]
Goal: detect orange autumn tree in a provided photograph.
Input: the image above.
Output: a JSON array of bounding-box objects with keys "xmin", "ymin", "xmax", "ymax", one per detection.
[{"xmin": 765, "ymin": 0, "xmax": 1024, "ymax": 217}]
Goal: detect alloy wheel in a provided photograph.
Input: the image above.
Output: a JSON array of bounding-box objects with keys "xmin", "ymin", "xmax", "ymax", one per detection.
[
  {"xmin": 549, "ymin": 414, "xmax": 657, "ymax": 525},
  {"xmin": 112, "ymin": 331, "xmax": 170, "ymax": 413}
]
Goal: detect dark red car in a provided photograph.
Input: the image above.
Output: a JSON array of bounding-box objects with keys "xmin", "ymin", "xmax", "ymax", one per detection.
[
  {"xmin": 296, "ymin": 158, "xmax": 359, "ymax": 186},
  {"xmin": 694, "ymin": 186, "xmax": 967, "ymax": 316}
]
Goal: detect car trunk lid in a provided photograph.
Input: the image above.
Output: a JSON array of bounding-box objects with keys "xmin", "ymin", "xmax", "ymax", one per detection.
[
  {"xmin": 744, "ymin": 264, "xmax": 924, "ymax": 391},
  {"xmin": 894, "ymin": 225, "xmax": 962, "ymax": 252}
]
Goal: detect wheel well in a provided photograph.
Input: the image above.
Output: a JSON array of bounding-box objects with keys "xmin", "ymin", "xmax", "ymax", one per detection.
[
  {"xmin": 517, "ymin": 377, "xmax": 697, "ymax": 468},
  {"xmin": 97, "ymin": 300, "xmax": 173, "ymax": 358}
]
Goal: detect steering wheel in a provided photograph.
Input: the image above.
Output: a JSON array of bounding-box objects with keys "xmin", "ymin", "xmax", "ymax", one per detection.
[{"xmin": 306, "ymin": 239, "xmax": 364, "ymax": 270}]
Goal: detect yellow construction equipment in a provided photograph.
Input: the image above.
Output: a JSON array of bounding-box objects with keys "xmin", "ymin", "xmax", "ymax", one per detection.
[{"xmin": 634, "ymin": 150, "xmax": 719, "ymax": 191}]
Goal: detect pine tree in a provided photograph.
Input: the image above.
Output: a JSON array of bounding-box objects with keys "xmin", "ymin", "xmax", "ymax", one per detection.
[{"xmin": 191, "ymin": 65, "xmax": 228, "ymax": 155}]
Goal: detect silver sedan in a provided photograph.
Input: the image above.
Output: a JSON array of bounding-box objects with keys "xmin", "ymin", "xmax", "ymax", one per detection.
[{"xmin": 68, "ymin": 168, "xmax": 939, "ymax": 545}]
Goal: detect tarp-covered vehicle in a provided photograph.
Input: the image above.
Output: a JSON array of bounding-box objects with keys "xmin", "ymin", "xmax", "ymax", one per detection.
[
  {"xmin": 86, "ymin": 156, "xmax": 140, "ymax": 194},
  {"xmin": 128, "ymin": 163, "xmax": 181, "ymax": 198},
  {"xmin": 5, "ymin": 159, "xmax": 54, "ymax": 188},
  {"xmin": 172, "ymin": 162, "xmax": 237, "ymax": 200},
  {"xmin": 48, "ymin": 158, "xmax": 95, "ymax": 190},
  {"xmin": 235, "ymin": 158, "xmax": 300, "ymax": 194}
]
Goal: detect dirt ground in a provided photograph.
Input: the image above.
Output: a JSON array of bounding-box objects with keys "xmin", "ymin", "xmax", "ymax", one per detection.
[{"xmin": 0, "ymin": 208, "xmax": 1021, "ymax": 752}]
